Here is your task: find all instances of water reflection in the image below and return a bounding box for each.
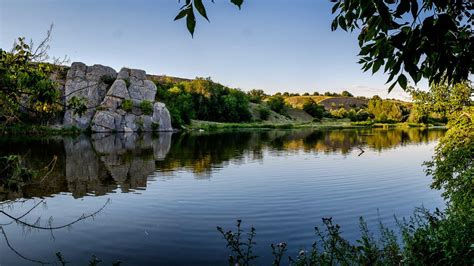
[157,128,444,175]
[0,128,444,201]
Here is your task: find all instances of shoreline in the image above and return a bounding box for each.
[0,120,446,137]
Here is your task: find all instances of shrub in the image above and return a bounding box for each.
[247,89,266,103]
[100,75,115,86]
[258,106,270,120]
[139,100,153,115]
[302,98,325,119]
[121,99,133,112]
[341,90,354,97]
[266,95,286,114]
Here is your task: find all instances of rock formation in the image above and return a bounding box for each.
[63,62,173,132]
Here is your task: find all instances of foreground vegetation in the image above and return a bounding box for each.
[217,95,473,266]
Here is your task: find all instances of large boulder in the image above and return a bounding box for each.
[64,62,117,129]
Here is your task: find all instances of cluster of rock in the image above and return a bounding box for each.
[63,62,172,132]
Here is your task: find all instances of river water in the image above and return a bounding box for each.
[0,128,445,265]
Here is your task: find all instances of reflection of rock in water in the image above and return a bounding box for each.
[91,133,171,192]
[64,135,115,198]
[154,132,172,161]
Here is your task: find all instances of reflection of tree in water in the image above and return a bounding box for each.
[0,129,445,199]
[157,128,445,175]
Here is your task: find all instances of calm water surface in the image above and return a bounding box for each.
[0,128,445,265]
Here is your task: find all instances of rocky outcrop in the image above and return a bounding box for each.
[64,62,117,129]
[63,62,173,132]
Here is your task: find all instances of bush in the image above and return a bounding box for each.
[330,107,348,118]
[302,98,325,119]
[100,75,115,86]
[258,106,270,120]
[139,100,153,115]
[266,95,286,114]
[121,99,133,112]
[341,90,354,97]
[247,89,266,103]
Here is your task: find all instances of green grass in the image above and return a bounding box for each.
[0,124,83,137]
[189,119,446,131]
[189,119,372,131]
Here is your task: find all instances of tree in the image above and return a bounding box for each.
[409,82,473,122]
[331,0,473,91]
[247,89,267,103]
[176,1,473,94]
[302,98,325,119]
[367,96,403,122]
[266,95,286,114]
[341,90,353,97]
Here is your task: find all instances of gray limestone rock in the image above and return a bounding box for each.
[64,62,172,132]
[107,80,129,99]
[152,102,173,131]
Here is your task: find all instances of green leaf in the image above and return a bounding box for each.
[174,9,188,21]
[331,19,338,31]
[230,0,243,9]
[194,0,209,21]
[372,59,383,74]
[388,81,397,93]
[397,74,407,90]
[186,7,196,37]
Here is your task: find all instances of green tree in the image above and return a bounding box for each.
[266,95,286,114]
[247,89,266,103]
[331,0,473,91]
[409,82,473,123]
[177,1,473,94]
[302,98,325,119]
[367,96,403,122]
[341,90,353,97]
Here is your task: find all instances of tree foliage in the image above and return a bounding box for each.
[302,98,325,119]
[0,38,61,124]
[266,95,286,115]
[367,96,405,122]
[409,82,473,123]
[175,0,243,36]
[155,77,251,127]
[331,0,473,91]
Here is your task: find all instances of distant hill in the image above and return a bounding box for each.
[147,74,192,84]
[285,96,369,110]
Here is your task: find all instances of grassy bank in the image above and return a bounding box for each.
[188,119,445,131]
[0,120,445,136]
[0,124,82,137]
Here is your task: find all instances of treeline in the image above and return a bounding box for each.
[155,78,251,127]
[247,89,357,99]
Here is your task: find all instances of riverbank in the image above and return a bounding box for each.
[0,119,446,136]
[187,119,446,131]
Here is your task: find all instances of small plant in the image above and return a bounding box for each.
[217,220,258,266]
[121,99,133,112]
[152,122,160,131]
[0,155,35,191]
[139,100,153,115]
[100,75,115,86]
[123,78,131,88]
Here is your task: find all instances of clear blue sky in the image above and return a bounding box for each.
[1,0,419,100]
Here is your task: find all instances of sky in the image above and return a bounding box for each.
[0,0,422,100]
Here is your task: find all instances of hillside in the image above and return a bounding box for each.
[285,96,369,110]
